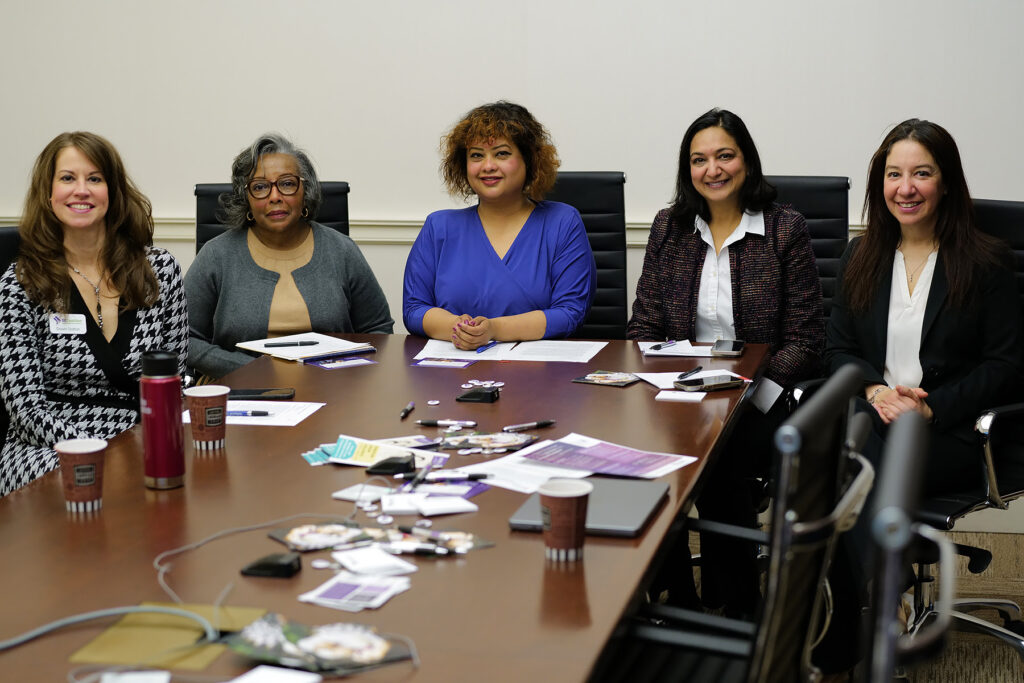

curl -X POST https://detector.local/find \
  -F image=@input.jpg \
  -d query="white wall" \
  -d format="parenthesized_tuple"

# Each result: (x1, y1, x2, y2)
(4, 0, 1023, 329)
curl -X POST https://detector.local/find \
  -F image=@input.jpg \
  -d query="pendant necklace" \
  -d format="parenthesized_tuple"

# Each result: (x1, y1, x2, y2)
(70, 266, 103, 329)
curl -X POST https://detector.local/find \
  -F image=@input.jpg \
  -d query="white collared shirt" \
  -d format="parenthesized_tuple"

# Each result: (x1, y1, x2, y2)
(883, 250, 939, 389)
(693, 211, 766, 343)
(693, 211, 783, 414)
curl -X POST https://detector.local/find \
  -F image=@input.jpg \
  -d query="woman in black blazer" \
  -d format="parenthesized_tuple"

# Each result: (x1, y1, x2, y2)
(827, 118, 1023, 494)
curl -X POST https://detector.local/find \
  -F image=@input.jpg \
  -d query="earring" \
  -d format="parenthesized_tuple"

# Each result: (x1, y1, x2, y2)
(246, 211, 254, 222)
(302, 207, 310, 219)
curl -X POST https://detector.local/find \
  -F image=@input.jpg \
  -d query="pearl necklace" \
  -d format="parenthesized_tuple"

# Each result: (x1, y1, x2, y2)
(69, 266, 103, 329)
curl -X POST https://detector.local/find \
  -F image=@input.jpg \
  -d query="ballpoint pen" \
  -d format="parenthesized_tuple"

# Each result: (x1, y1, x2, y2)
(502, 419, 556, 433)
(676, 366, 703, 381)
(226, 410, 270, 417)
(476, 340, 499, 353)
(415, 419, 478, 427)
(650, 340, 677, 351)
(399, 401, 415, 420)
(393, 471, 490, 481)
(265, 340, 319, 347)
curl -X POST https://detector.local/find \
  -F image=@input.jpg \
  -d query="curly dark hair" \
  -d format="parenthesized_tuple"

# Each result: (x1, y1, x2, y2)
(440, 101, 560, 202)
(219, 133, 322, 229)
(842, 118, 1009, 312)
(16, 131, 158, 312)
(669, 108, 777, 227)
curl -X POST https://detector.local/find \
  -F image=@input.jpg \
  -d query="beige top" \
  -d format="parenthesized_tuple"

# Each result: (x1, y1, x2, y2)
(246, 228, 315, 335)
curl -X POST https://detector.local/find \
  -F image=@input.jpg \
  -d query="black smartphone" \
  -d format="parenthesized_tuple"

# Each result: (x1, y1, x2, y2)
(711, 339, 745, 357)
(674, 373, 745, 392)
(227, 388, 295, 400)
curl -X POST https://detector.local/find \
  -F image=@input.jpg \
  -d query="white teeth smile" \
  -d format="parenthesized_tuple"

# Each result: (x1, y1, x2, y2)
(898, 202, 921, 208)
(69, 204, 91, 210)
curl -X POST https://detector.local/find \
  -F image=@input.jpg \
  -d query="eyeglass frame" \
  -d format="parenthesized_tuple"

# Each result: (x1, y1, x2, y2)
(246, 174, 303, 199)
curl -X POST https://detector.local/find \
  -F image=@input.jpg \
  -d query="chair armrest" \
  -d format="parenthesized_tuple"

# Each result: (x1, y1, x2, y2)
(976, 402, 1024, 508)
(785, 377, 827, 412)
(628, 621, 754, 659)
(685, 518, 770, 546)
(640, 603, 758, 637)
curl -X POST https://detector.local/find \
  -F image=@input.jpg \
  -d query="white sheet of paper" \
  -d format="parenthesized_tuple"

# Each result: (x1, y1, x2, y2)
(655, 390, 706, 402)
(332, 546, 418, 576)
(416, 496, 479, 516)
(456, 443, 593, 493)
(227, 666, 322, 683)
(501, 340, 607, 363)
(637, 340, 714, 357)
(181, 400, 324, 427)
(413, 338, 517, 361)
(635, 370, 748, 390)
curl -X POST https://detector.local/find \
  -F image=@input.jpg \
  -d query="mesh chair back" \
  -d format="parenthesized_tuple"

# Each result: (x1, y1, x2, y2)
(751, 363, 863, 683)
(194, 181, 350, 254)
(547, 172, 627, 339)
(766, 176, 850, 317)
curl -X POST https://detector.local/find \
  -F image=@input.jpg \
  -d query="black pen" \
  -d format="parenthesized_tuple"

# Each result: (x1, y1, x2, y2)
(399, 401, 415, 420)
(393, 471, 490, 481)
(651, 340, 677, 351)
(265, 340, 319, 348)
(502, 419, 556, 433)
(677, 366, 703, 381)
(416, 419, 477, 427)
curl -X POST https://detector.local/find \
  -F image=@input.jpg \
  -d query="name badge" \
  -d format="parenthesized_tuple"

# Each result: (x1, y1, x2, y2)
(50, 313, 87, 335)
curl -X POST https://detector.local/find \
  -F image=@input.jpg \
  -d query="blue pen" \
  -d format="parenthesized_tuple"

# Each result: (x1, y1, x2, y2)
(227, 410, 270, 417)
(476, 340, 499, 354)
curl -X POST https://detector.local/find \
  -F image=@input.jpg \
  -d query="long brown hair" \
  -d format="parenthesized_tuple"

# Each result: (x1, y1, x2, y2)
(16, 131, 159, 312)
(843, 119, 1008, 312)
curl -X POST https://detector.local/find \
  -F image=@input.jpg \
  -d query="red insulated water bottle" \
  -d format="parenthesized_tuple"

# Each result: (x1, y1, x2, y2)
(140, 350, 185, 489)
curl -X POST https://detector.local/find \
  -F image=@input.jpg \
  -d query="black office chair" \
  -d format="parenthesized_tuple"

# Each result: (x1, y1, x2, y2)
(546, 171, 627, 340)
(193, 181, 351, 254)
(905, 197, 1024, 659)
(592, 364, 873, 683)
(0, 226, 20, 452)
(866, 412, 955, 682)
(765, 176, 850, 318)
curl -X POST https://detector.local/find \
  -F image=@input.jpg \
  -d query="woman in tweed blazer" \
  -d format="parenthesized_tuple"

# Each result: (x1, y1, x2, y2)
(628, 109, 825, 616)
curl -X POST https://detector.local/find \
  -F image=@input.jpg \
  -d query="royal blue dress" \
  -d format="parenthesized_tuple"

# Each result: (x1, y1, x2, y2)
(403, 201, 596, 338)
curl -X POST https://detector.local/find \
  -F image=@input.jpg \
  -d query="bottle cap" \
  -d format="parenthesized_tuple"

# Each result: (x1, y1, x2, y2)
(142, 350, 179, 377)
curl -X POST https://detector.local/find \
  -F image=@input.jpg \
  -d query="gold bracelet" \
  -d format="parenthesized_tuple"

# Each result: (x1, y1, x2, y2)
(867, 386, 886, 404)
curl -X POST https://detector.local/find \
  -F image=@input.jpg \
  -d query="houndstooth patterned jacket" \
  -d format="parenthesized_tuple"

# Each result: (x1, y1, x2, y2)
(0, 247, 187, 498)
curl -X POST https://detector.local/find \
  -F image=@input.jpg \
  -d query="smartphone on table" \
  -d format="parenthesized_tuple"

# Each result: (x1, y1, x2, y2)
(711, 339, 745, 357)
(674, 373, 745, 392)
(227, 388, 295, 400)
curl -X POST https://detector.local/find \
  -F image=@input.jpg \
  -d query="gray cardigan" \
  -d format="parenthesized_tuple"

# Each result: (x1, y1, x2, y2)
(185, 223, 393, 378)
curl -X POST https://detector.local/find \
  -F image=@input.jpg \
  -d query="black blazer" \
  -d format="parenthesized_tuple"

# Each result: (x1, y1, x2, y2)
(826, 237, 1023, 437)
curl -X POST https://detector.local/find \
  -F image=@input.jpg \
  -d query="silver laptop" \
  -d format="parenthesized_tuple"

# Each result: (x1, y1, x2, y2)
(508, 477, 669, 538)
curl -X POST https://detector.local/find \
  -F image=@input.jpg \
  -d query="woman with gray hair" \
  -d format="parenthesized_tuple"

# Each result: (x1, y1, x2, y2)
(185, 133, 392, 379)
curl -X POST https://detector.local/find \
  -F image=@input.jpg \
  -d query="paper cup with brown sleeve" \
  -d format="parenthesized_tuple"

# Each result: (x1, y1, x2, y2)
(54, 438, 107, 513)
(538, 478, 593, 562)
(184, 385, 230, 451)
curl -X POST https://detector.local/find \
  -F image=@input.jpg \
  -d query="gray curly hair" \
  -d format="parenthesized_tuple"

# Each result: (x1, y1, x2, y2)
(219, 133, 323, 228)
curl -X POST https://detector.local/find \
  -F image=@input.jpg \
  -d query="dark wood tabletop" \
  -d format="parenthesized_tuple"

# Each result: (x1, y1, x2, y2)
(0, 334, 768, 681)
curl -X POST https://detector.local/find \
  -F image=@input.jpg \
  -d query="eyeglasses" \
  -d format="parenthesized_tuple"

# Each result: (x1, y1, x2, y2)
(247, 175, 302, 199)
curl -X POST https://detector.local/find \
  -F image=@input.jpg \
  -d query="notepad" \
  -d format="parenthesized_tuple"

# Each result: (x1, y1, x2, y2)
(237, 332, 375, 362)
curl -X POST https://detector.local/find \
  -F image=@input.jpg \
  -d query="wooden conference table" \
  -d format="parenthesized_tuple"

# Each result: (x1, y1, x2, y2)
(0, 334, 768, 681)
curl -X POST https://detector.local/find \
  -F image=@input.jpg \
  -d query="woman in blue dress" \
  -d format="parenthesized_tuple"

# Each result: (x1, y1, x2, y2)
(403, 101, 596, 349)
